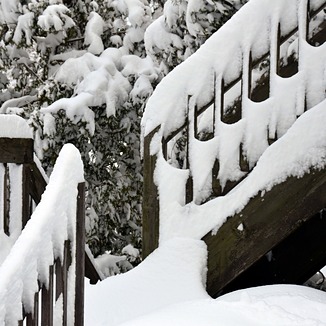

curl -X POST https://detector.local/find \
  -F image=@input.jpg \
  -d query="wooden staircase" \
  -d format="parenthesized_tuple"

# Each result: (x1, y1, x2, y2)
(142, 0, 326, 297)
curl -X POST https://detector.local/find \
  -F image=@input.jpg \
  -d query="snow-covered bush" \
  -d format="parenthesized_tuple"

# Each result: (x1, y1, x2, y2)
(0, 0, 245, 265)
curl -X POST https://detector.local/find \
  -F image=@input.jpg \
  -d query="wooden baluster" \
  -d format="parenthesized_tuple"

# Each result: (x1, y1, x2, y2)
(239, 143, 249, 172)
(220, 78, 225, 123)
(142, 127, 160, 259)
(212, 159, 222, 197)
(185, 96, 193, 204)
(55, 255, 68, 326)
(306, 0, 310, 41)
(194, 105, 198, 139)
(75, 183, 85, 326)
(247, 51, 253, 100)
(55, 259, 63, 300)
(276, 23, 281, 76)
(26, 292, 39, 326)
(162, 138, 168, 160)
(3, 163, 10, 236)
(41, 265, 54, 326)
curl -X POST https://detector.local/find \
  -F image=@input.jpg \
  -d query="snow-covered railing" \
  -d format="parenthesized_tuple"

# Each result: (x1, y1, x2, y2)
(0, 143, 85, 325)
(0, 116, 86, 325)
(142, 0, 326, 257)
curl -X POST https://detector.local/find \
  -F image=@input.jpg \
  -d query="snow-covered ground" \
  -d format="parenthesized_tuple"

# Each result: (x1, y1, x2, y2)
(85, 238, 326, 325)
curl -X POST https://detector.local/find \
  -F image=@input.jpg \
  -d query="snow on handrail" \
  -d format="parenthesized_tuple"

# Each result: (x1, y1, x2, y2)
(0, 144, 84, 325)
(0, 114, 33, 139)
(142, 0, 325, 138)
(143, 0, 326, 202)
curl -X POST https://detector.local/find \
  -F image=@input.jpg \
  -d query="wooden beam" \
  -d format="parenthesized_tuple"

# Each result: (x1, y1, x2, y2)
(85, 249, 101, 284)
(221, 210, 326, 294)
(203, 167, 326, 297)
(0, 138, 33, 164)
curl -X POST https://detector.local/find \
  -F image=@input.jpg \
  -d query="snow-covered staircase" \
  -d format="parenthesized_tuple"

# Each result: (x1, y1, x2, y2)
(142, 0, 326, 297)
(0, 116, 100, 325)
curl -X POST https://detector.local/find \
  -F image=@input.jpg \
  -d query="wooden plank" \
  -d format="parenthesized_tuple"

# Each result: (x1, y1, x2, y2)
(0, 138, 33, 164)
(221, 210, 326, 294)
(85, 249, 101, 284)
(22, 162, 47, 228)
(203, 167, 326, 297)
(142, 128, 160, 259)
(75, 183, 85, 326)
(25, 162, 47, 204)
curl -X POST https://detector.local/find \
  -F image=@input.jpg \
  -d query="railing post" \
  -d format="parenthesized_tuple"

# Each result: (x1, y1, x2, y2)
(75, 182, 85, 326)
(142, 127, 160, 259)
(41, 265, 54, 326)
(3, 163, 10, 235)
(185, 96, 193, 204)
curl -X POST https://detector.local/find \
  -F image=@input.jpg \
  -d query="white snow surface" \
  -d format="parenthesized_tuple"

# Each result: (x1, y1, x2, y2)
(84, 12, 105, 55)
(85, 238, 208, 326)
(120, 284, 326, 326)
(0, 114, 32, 138)
(85, 238, 326, 326)
(0, 144, 83, 325)
(37, 4, 75, 32)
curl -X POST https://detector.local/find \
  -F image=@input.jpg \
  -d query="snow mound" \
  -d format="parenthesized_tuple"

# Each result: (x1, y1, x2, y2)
(84, 238, 209, 326)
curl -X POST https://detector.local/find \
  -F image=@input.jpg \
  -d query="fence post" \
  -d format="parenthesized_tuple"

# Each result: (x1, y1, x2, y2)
(75, 182, 85, 326)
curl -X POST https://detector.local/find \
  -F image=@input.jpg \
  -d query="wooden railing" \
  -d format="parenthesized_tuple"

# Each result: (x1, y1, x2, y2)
(142, 0, 326, 258)
(0, 121, 99, 325)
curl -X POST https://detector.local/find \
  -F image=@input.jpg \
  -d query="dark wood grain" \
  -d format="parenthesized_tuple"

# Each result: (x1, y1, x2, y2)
(0, 138, 33, 164)
(204, 168, 326, 297)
